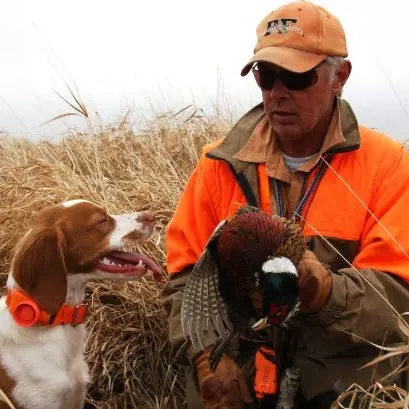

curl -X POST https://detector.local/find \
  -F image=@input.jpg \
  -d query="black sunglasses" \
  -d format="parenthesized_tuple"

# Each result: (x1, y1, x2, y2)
(252, 61, 325, 91)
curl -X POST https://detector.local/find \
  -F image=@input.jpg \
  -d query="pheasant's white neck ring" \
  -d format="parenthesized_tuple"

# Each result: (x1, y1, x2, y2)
(262, 257, 297, 276)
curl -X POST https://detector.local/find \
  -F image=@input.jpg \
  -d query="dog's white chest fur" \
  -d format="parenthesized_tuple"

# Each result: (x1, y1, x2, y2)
(0, 298, 89, 409)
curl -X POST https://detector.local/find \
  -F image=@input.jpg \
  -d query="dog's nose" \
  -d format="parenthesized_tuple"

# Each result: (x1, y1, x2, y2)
(138, 211, 155, 225)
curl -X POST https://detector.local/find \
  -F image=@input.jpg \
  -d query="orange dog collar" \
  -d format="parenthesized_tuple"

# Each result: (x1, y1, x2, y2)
(6, 288, 87, 327)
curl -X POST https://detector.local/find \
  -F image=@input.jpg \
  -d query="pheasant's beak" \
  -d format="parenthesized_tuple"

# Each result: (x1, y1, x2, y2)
(251, 316, 269, 331)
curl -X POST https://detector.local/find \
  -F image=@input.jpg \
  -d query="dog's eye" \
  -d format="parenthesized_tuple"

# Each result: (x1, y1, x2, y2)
(97, 217, 110, 225)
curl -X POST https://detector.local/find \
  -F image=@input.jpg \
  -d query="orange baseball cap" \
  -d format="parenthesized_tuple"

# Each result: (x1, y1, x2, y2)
(241, 1, 348, 75)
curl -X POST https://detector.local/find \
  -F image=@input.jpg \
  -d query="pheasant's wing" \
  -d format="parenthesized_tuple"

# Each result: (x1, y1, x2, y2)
(181, 220, 233, 352)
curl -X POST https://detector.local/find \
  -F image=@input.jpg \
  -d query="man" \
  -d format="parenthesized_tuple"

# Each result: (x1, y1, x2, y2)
(161, 1, 409, 408)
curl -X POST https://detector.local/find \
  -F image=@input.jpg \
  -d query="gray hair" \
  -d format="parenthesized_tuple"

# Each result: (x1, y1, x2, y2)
(325, 56, 345, 96)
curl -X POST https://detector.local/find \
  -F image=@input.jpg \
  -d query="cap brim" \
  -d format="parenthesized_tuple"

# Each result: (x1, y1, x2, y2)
(241, 46, 326, 76)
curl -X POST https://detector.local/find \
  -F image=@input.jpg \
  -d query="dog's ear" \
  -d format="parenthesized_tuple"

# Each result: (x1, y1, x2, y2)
(12, 222, 68, 314)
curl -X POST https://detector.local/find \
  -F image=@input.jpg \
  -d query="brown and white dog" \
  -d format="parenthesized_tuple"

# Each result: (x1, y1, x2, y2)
(0, 199, 163, 409)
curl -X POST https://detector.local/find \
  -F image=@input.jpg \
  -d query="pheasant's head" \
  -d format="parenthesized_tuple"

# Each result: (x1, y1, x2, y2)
(215, 207, 306, 330)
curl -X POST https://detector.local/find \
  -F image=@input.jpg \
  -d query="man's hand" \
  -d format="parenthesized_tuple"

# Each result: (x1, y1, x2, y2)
(195, 348, 253, 409)
(297, 250, 333, 314)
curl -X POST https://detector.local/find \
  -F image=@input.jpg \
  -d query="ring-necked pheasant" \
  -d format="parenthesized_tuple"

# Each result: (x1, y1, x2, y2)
(181, 206, 306, 370)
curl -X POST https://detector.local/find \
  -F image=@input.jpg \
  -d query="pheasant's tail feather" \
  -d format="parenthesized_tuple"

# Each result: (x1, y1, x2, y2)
(181, 219, 227, 339)
(209, 265, 233, 335)
(182, 220, 233, 352)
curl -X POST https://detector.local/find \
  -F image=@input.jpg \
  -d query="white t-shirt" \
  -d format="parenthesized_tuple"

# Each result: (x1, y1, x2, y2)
(283, 153, 319, 172)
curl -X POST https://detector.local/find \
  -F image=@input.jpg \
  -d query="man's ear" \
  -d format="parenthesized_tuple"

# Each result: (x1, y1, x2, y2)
(12, 222, 67, 314)
(333, 59, 352, 96)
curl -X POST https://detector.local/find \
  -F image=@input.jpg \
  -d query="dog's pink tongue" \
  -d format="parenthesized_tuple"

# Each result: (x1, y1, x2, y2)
(106, 250, 163, 281)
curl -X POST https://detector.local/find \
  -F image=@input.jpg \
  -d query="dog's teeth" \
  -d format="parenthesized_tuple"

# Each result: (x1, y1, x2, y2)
(138, 260, 143, 267)
(101, 258, 118, 266)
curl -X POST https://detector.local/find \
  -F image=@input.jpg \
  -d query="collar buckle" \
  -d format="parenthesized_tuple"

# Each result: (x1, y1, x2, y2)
(72, 304, 88, 325)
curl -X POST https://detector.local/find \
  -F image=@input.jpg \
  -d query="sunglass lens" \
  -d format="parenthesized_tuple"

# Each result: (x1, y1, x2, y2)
(254, 69, 277, 90)
(281, 70, 318, 90)
(254, 67, 319, 91)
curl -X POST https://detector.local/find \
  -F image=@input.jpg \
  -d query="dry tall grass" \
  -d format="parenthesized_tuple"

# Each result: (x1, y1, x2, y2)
(0, 116, 227, 409)
(0, 115, 408, 409)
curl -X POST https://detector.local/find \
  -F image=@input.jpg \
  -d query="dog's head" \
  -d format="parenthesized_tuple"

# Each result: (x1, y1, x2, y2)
(10, 199, 163, 315)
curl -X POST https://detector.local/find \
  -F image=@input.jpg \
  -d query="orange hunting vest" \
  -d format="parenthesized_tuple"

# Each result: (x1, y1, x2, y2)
(166, 127, 409, 283)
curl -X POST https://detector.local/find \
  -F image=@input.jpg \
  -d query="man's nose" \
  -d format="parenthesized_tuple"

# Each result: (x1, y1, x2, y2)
(268, 78, 289, 100)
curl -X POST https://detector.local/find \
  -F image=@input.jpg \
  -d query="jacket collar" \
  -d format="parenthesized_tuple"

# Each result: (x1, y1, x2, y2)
(206, 98, 360, 175)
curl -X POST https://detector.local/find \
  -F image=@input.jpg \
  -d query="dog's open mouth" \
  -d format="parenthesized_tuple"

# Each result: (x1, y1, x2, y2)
(94, 250, 163, 281)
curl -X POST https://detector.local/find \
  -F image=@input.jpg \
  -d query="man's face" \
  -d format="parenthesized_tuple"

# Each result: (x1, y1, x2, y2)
(254, 61, 345, 143)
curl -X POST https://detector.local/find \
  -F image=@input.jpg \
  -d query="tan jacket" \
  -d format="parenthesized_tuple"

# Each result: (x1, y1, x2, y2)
(162, 99, 409, 406)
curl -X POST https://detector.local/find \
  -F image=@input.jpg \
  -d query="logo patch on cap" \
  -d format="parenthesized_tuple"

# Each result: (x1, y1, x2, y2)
(263, 18, 304, 37)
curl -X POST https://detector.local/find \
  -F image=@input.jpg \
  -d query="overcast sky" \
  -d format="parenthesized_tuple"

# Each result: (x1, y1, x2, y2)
(2, 0, 409, 142)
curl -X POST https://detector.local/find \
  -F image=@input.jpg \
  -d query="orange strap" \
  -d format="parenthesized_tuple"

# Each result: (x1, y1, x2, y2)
(257, 164, 271, 214)
(6, 289, 87, 327)
(254, 346, 278, 399)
